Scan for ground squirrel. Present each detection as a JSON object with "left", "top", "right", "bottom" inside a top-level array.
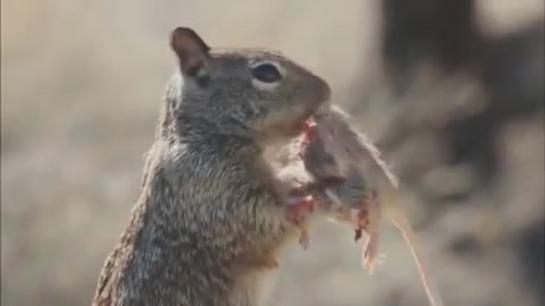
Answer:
[{"left": 92, "top": 27, "right": 331, "bottom": 306}]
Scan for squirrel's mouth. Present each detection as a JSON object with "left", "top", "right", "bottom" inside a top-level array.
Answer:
[
  {"left": 300, "top": 117, "right": 317, "bottom": 137},
  {"left": 282, "top": 97, "right": 330, "bottom": 140},
  {"left": 288, "top": 100, "right": 328, "bottom": 135},
  {"left": 287, "top": 117, "right": 315, "bottom": 137}
]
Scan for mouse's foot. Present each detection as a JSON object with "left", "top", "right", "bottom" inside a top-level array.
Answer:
[{"left": 353, "top": 208, "right": 371, "bottom": 241}]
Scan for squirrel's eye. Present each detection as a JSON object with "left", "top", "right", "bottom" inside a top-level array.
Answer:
[{"left": 251, "top": 63, "right": 282, "bottom": 83}]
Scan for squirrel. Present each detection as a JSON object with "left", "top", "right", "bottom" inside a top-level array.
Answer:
[{"left": 92, "top": 27, "right": 331, "bottom": 306}]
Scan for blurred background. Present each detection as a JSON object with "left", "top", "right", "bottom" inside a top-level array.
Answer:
[{"left": 1, "top": 0, "right": 543, "bottom": 305}]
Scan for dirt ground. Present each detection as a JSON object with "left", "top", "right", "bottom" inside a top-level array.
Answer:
[{"left": 2, "top": 1, "right": 543, "bottom": 305}]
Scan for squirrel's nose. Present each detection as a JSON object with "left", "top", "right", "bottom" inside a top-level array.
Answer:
[
  {"left": 313, "top": 76, "right": 331, "bottom": 103},
  {"left": 321, "top": 78, "right": 332, "bottom": 101}
]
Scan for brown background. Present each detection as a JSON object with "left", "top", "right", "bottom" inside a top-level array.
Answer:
[{"left": 2, "top": 1, "right": 544, "bottom": 305}]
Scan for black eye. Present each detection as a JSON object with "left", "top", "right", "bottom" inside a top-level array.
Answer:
[{"left": 251, "top": 63, "right": 282, "bottom": 83}]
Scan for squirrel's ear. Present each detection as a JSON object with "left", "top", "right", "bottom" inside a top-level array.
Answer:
[{"left": 170, "top": 27, "right": 210, "bottom": 78}]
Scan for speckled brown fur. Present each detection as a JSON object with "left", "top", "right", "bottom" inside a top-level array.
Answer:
[{"left": 92, "top": 27, "right": 330, "bottom": 306}]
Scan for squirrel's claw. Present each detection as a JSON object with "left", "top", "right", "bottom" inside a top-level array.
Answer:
[
  {"left": 286, "top": 195, "right": 315, "bottom": 225},
  {"left": 287, "top": 194, "right": 315, "bottom": 249}
]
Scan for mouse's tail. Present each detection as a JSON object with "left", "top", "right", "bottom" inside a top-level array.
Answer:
[{"left": 382, "top": 186, "right": 445, "bottom": 306}]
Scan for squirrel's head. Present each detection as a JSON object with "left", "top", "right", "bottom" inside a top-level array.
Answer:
[{"left": 169, "top": 27, "right": 331, "bottom": 146}]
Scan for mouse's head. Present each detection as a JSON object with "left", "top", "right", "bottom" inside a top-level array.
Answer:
[{"left": 169, "top": 27, "right": 331, "bottom": 146}]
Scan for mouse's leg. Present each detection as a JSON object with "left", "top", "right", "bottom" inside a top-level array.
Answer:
[{"left": 357, "top": 191, "right": 381, "bottom": 274}]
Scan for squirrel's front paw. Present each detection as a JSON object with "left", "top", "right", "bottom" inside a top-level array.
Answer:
[
  {"left": 286, "top": 194, "right": 316, "bottom": 249},
  {"left": 286, "top": 194, "right": 315, "bottom": 225}
]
